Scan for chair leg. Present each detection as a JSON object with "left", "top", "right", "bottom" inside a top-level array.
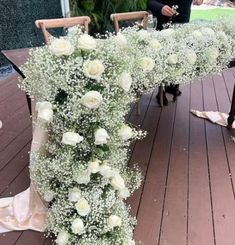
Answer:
[
  {"left": 159, "top": 85, "right": 164, "bottom": 108},
  {"left": 227, "top": 84, "right": 235, "bottom": 129}
]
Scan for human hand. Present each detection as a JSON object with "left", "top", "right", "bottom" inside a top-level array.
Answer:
[
  {"left": 193, "top": 0, "right": 203, "bottom": 5},
  {"left": 161, "top": 5, "right": 175, "bottom": 17}
]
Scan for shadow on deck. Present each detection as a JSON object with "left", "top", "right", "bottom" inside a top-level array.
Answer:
[{"left": 0, "top": 68, "right": 235, "bottom": 245}]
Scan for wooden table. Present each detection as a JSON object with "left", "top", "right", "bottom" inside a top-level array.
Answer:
[{"left": 1, "top": 48, "right": 31, "bottom": 113}]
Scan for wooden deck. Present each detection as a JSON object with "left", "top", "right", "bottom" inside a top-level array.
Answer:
[{"left": 1, "top": 68, "right": 235, "bottom": 245}]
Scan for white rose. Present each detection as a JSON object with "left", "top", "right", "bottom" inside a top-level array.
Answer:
[
  {"left": 167, "top": 54, "right": 178, "bottom": 65},
  {"left": 149, "top": 39, "right": 161, "bottom": 50},
  {"left": 81, "top": 91, "right": 103, "bottom": 109},
  {"left": 71, "top": 218, "right": 85, "bottom": 235},
  {"left": 141, "top": 57, "right": 155, "bottom": 72},
  {"left": 77, "top": 34, "right": 97, "bottom": 51},
  {"left": 191, "top": 30, "right": 203, "bottom": 41},
  {"left": 118, "top": 72, "right": 132, "bottom": 92},
  {"left": 108, "top": 215, "right": 122, "bottom": 229},
  {"left": 88, "top": 159, "right": 101, "bottom": 174},
  {"left": 185, "top": 49, "right": 197, "bottom": 65},
  {"left": 99, "top": 164, "right": 114, "bottom": 179},
  {"left": 161, "top": 28, "right": 175, "bottom": 38},
  {"left": 49, "top": 38, "right": 74, "bottom": 56},
  {"left": 56, "top": 230, "right": 70, "bottom": 245},
  {"left": 83, "top": 59, "right": 104, "bottom": 80},
  {"left": 94, "top": 128, "right": 109, "bottom": 145},
  {"left": 207, "top": 47, "right": 219, "bottom": 61},
  {"left": 114, "top": 33, "right": 128, "bottom": 49},
  {"left": 36, "top": 101, "right": 53, "bottom": 122},
  {"left": 110, "top": 173, "right": 125, "bottom": 190},
  {"left": 118, "top": 125, "right": 133, "bottom": 141},
  {"left": 73, "top": 170, "right": 91, "bottom": 185},
  {"left": 118, "top": 187, "right": 130, "bottom": 199},
  {"left": 62, "top": 132, "right": 84, "bottom": 146},
  {"left": 68, "top": 187, "right": 81, "bottom": 202},
  {"left": 75, "top": 198, "right": 91, "bottom": 216},
  {"left": 201, "top": 27, "right": 215, "bottom": 39},
  {"left": 44, "top": 190, "right": 55, "bottom": 202}
]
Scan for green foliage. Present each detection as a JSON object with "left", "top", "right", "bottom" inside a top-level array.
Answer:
[{"left": 69, "top": 0, "right": 147, "bottom": 34}]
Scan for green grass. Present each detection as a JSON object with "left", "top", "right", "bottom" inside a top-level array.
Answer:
[{"left": 190, "top": 8, "right": 235, "bottom": 21}]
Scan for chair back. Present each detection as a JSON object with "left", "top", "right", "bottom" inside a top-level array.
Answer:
[
  {"left": 110, "top": 11, "right": 148, "bottom": 33},
  {"left": 35, "top": 16, "right": 91, "bottom": 44}
]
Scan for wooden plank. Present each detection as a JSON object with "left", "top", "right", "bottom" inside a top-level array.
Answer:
[
  {"left": 1, "top": 48, "right": 30, "bottom": 68},
  {"left": 0, "top": 105, "right": 31, "bottom": 152},
  {"left": 188, "top": 80, "right": 215, "bottom": 245},
  {"left": 158, "top": 85, "right": 190, "bottom": 245},
  {"left": 0, "top": 76, "right": 20, "bottom": 103},
  {"left": 15, "top": 231, "right": 46, "bottom": 245},
  {"left": 133, "top": 94, "right": 177, "bottom": 244},
  {"left": 213, "top": 73, "right": 235, "bottom": 196},
  {"left": 0, "top": 143, "right": 31, "bottom": 194},
  {"left": 0, "top": 126, "right": 32, "bottom": 171},
  {"left": 0, "top": 90, "right": 27, "bottom": 122},
  {"left": 202, "top": 75, "right": 235, "bottom": 245},
  {"left": 128, "top": 91, "right": 162, "bottom": 217}
]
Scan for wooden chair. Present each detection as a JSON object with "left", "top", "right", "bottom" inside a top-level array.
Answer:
[
  {"left": 35, "top": 16, "right": 91, "bottom": 44},
  {"left": 111, "top": 11, "right": 148, "bottom": 115},
  {"left": 110, "top": 11, "right": 148, "bottom": 34}
]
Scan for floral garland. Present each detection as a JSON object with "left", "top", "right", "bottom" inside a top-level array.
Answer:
[{"left": 20, "top": 19, "right": 235, "bottom": 245}]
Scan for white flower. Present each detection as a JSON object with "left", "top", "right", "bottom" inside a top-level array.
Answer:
[
  {"left": 149, "top": 39, "right": 162, "bottom": 50},
  {"left": 218, "top": 31, "right": 228, "bottom": 42},
  {"left": 62, "top": 132, "right": 84, "bottom": 146},
  {"left": 141, "top": 57, "right": 155, "bottom": 72},
  {"left": 0, "top": 120, "right": 2, "bottom": 129},
  {"left": 94, "top": 128, "right": 109, "bottom": 145},
  {"left": 68, "top": 187, "right": 81, "bottom": 202},
  {"left": 77, "top": 34, "right": 97, "bottom": 51},
  {"left": 118, "top": 187, "right": 130, "bottom": 199},
  {"left": 110, "top": 173, "right": 125, "bottom": 190},
  {"left": 49, "top": 38, "right": 74, "bottom": 56},
  {"left": 161, "top": 28, "right": 175, "bottom": 38},
  {"left": 73, "top": 170, "right": 91, "bottom": 185},
  {"left": 123, "top": 239, "right": 135, "bottom": 245},
  {"left": 167, "top": 54, "right": 178, "bottom": 65},
  {"left": 108, "top": 215, "right": 122, "bottom": 229},
  {"left": 71, "top": 218, "right": 85, "bottom": 235},
  {"left": 118, "top": 72, "right": 132, "bottom": 92},
  {"left": 99, "top": 164, "right": 114, "bottom": 179},
  {"left": 191, "top": 30, "right": 203, "bottom": 41},
  {"left": 81, "top": 91, "right": 103, "bottom": 109},
  {"left": 83, "top": 59, "right": 104, "bottom": 80},
  {"left": 44, "top": 190, "right": 55, "bottom": 202},
  {"left": 36, "top": 101, "right": 53, "bottom": 122},
  {"left": 207, "top": 47, "right": 219, "bottom": 61},
  {"left": 56, "top": 230, "right": 70, "bottom": 245},
  {"left": 137, "top": 30, "right": 150, "bottom": 40},
  {"left": 88, "top": 159, "right": 101, "bottom": 174},
  {"left": 185, "top": 49, "right": 197, "bottom": 65},
  {"left": 118, "top": 125, "right": 133, "bottom": 141},
  {"left": 75, "top": 198, "right": 91, "bottom": 216},
  {"left": 201, "top": 27, "right": 215, "bottom": 39},
  {"left": 114, "top": 33, "right": 128, "bottom": 49}
]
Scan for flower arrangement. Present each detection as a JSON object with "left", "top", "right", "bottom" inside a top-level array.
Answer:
[{"left": 20, "top": 19, "right": 235, "bottom": 244}]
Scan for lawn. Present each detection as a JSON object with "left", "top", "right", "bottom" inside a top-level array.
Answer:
[{"left": 191, "top": 7, "right": 235, "bottom": 21}]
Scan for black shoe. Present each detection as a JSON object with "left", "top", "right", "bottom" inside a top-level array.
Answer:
[{"left": 156, "top": 91, "right": 168, "bottom": 106}]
